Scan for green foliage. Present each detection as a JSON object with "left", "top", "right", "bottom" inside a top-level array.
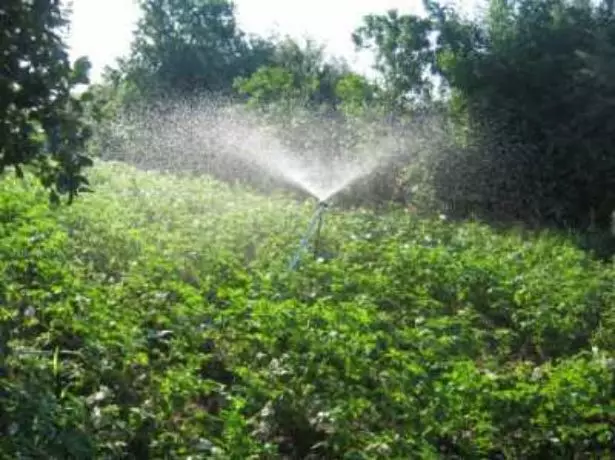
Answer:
[
  {"left": 2, "top": 161, "right": 615, "bottom": 458},
  {"left": 335, "top": 73, "right": 377, "bottom": 116},
  {"left": 347, "top": 0, "right": 615, "bottom": 234},
  {"left": 234, "top": 37, "right": 361, "bottom": 112},
  {"left": 8, "top": 1, "right": 615, "bottom": 456},
  {"left": 0, "top": 0, "right": 93, "bottom": 203},
  {"left": 353, "top": 9, "right": 435, "bottom": 112},
  {"left": 235, "top": 66, "right": 310, "bottom": 107},
  {"left": 429, "top": 0, "right": 615, "bottom": 230},
  {"left": 77, "top": 0, "right": 615, "bottom": 235},
  {"left": 116, "top": 0, "right": 275, "bottom": 100}
]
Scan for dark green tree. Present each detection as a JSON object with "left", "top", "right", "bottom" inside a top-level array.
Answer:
[
  {"left": 357, "top": 0, "right": 615, "bottom": 232},
  {"left": 353, "top": 9, "right": 434, "bottom": 113},
  {"left": 429, "top": 0, "right": 615, "bottom": 230},
  {"left": 118, "top": 0, "right": 275, "bottom": 100},
  {"left": 0, "top": 0, "right": 93, "bottom": 203}
]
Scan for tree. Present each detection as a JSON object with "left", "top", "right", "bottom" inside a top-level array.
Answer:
[
  {"left": 0, "top": 0, "right": 93, "bottom": 203},
  {"left": 429, "top": 0, "right": 615, "bottom": 230},
  {"left": 234, "top": 37, "right": 354, "bottom": 110},
  {"left": 118, "top": 0, "right": 275, "bottom": 100},
  {"left": 334, "top": 73, "right": 377, "bottom": 116},
  {"left": 234, "top": 66, "right": 305, "bottom": 107},
  {"left": 352, "top": 9, "right": 434, "bottom": 113}
]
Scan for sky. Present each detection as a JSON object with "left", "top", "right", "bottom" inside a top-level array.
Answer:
[{"left": 66, "top": 0, "right": 481, "bottom": 82}]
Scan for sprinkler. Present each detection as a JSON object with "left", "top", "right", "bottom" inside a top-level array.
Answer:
[{"left": 289, "top": 200, "right": 329, "bottom": 270}]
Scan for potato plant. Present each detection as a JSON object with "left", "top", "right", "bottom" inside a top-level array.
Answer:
[{"left": 1, "top": 161, "right": 614, "bottom": 458}]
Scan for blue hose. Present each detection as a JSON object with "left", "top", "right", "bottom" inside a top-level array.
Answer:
[{"left": 289, "top": 201, "right": 328, "bottom": 270}]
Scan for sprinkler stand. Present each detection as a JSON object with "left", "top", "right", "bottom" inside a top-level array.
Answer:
[
  {"left": 313, "top": 209, "right": 324, "bottom": 260},
  {"left": 289, "top": 200, "right": 329, "bottom": 270}
]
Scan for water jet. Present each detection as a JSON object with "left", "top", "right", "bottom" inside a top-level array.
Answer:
[{"left": 101, "top": 99, "right": 413, "bottom": 207}]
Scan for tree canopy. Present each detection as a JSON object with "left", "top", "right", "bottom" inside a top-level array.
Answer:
[{"left": 0, "top": 0, "right": 93, "bottom": 203}]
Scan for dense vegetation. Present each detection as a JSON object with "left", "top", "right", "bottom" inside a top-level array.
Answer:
[
  {"left": 3, "top": 0, "right": 615, "bottom": 457},
  {"left": 2, "top": 162, "right": 615, "bottom": 458},
  {"left": 0, "top": 0, "right": 93, "bottom": 203}
]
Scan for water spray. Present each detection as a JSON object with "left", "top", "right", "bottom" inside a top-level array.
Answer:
[{"left": 289, "top": 200, "right": 329, "bottom": 270}]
